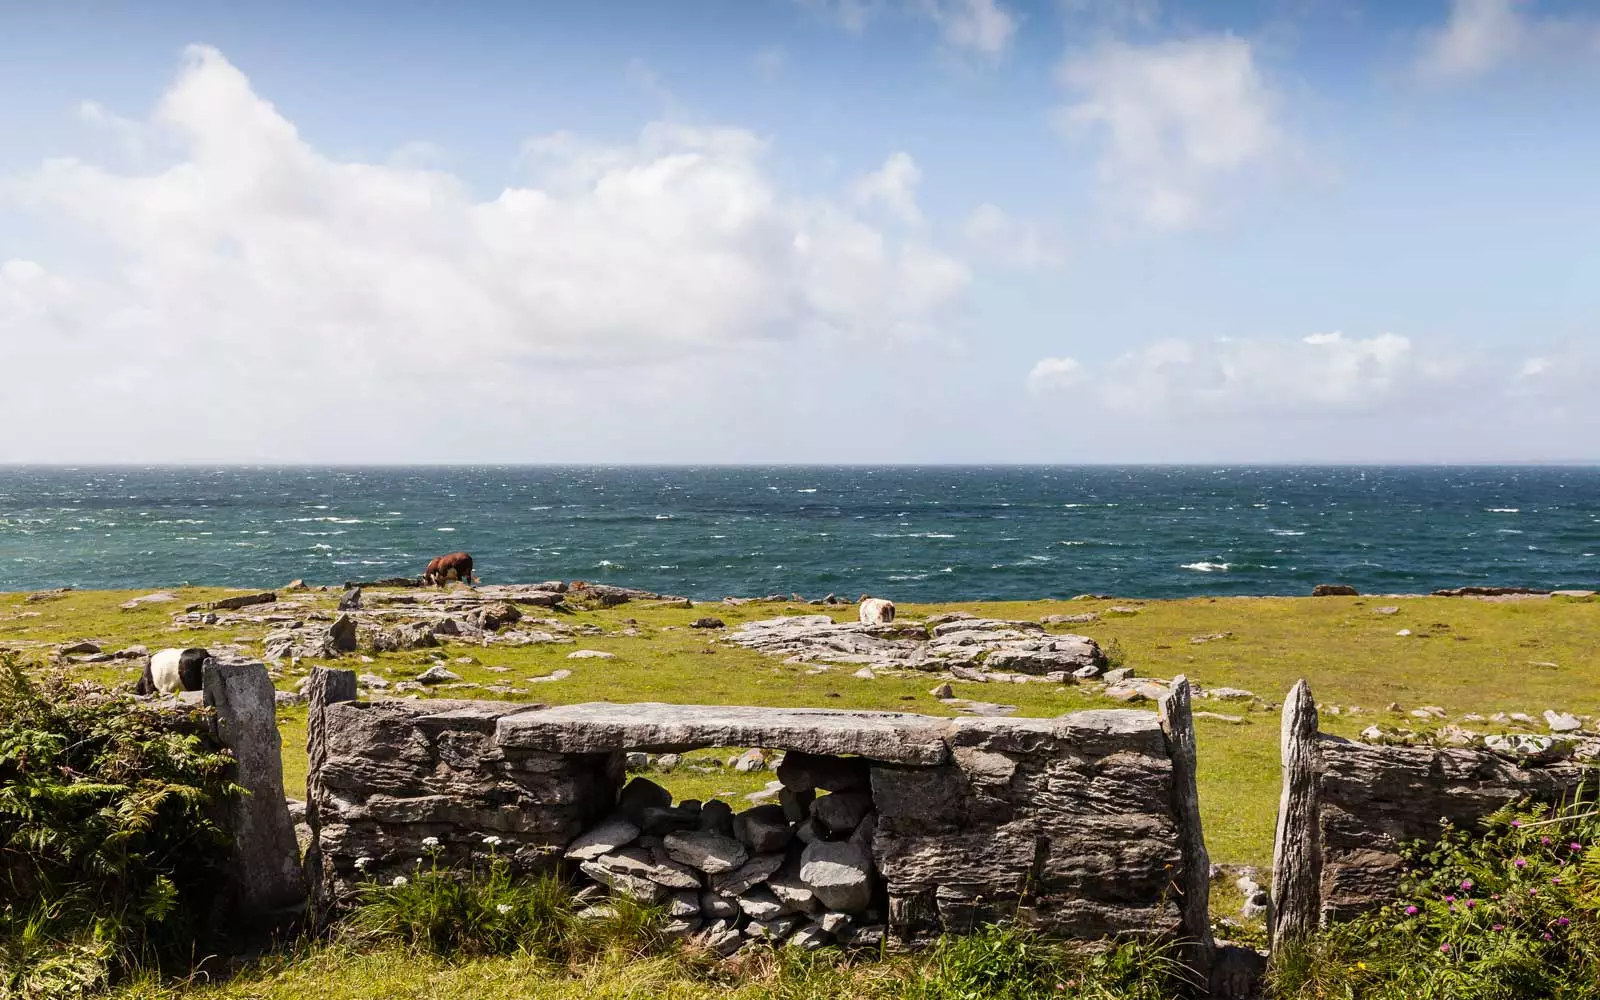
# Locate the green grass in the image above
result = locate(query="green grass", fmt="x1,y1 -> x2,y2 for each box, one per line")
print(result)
6,587 -> 1600,872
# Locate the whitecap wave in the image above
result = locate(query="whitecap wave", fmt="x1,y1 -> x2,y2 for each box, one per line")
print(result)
1269,529 -> 1307,536
1487,508 -> 1520,513
1181,561 -> 1231,572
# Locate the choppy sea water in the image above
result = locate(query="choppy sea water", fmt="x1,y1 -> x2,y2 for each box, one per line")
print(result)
0,466 -> 1596,599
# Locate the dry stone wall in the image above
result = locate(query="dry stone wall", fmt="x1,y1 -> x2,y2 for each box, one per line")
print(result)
304,670 -> 1209,954
1271,679 -> 1600,941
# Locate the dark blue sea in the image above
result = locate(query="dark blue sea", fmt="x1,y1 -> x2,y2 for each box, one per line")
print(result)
1,467 -> 1596,599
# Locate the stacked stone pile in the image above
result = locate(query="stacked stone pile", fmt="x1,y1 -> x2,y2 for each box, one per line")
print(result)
563,752 -> 886,953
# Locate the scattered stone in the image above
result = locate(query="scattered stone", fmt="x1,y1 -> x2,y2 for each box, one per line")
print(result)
58,640 -> 101,655
1312,584 -> 1359,597
1544,710 -> 1582,733
329,613 -> 358,653
120,591 -> 177,609
1102,667 -> 1135,683
338,587 -> 363,611
1105,606 -> 1141,616
656,753 -> 682,772
1395,629 -> 1413,637
733,749 -> 768,773
357,673 -> 390,689
1205,687 -> 1257,702
415,665 -> 462,685
527,669 -> 572,683
1042,613 -> 1098,625
852,667 -> 876,680
211,591 -> 277,611
1374,606 -> 1400,615
689,617 -> 727,630
929,682 -> 954,699
1485,733 -> 1573,763
568,649 -> 616,660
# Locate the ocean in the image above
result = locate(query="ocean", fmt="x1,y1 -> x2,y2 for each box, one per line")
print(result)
0,466 -> 1595,599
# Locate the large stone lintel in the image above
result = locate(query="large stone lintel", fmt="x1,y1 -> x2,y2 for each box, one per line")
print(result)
495,702 -> 956,765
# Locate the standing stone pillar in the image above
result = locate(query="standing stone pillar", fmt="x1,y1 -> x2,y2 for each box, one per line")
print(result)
202,661 -> 306,930
304,666 -> 358,924
1269,679 -> 1322,949
1158,676 -> 1214,982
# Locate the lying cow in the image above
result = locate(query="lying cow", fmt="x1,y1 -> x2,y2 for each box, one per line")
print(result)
423,551 -> 478,587
135,647 -> 212,696
858,596 -> 896,625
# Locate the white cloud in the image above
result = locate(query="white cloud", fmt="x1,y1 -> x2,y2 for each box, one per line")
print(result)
0,46 -> 970,460
853,151 -> 924,224
962,204 -> 1064,268
1026,356 -> 1083,393
1057,35 -> 1286,229
1417,0 -> 1600,81
1029,332 -> 1472,416
919,0 -> 1018,57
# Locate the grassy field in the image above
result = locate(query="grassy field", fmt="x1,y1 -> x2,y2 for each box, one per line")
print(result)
5,586 -> 1599,872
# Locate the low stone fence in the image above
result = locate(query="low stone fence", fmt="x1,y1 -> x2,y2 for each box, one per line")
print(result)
303,668 -> 1213,961
1270,679 -> 1599,945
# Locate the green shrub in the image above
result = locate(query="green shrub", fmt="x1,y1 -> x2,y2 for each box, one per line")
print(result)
899,924 -> 1189,1000
1272,786 -> 1600,1000
0,654 -> 242,996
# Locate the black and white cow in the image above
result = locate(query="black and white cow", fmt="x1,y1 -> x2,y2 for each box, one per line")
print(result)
135,647 -> 212,696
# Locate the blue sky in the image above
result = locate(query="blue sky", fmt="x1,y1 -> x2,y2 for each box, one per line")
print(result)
1,0 -> 1597,463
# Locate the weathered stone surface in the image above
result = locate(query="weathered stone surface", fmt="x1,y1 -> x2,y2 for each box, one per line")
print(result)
496,702 -> 952,765
788,922 -> 831,949
589,846 -> 702,889
121,590 -> 178,609
734,804 -> 793,853
338,587 -> 363,611
663,829 -> 749,874
1316,734 -> 1591,921
1311,584 -> 1359,597
1545,710 -> 1582,733
566,817 -> 641,861
329,614 -> 358,653
800,840 -> 874,912
617,777 -> 673,824
738,886 -> 787,920
202,662 -> 306,926
812,791 -> 874,839
417,665 -> 462,684
579,859 -> 668,903
710,851 -> 785,895
700,889 -> 739,919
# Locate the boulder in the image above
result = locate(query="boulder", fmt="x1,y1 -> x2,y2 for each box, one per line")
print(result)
799,840 -> 874,913
211,591 -> 277,611
733,748 -> 768,773
1544,710 -> 1582,733
568,649 -> 617,660
328,614 -> 358,653
688,617 -> 727,630
1312,584 -> 1359,597
338,587 -> 363,611
416,665 -> 462,685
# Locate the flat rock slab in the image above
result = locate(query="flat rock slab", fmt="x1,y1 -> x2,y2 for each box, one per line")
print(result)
497,702 -> 953,765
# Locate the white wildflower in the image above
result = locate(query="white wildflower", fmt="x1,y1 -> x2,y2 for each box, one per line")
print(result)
392,876 -> 409,888
354,857 -> 373,872
482,835 -> 503,847
421,836 -> 441,849
496,903 -> 513,915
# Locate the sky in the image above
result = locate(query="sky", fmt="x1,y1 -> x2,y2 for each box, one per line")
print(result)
1,0 -> 1597,464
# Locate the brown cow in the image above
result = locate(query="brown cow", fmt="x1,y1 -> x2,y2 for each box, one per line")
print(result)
423,551 -> 478,587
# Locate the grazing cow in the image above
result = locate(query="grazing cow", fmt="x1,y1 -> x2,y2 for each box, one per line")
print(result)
858,597 -> 896,625
423,551 -> 478,587
136,647 -> 212,696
